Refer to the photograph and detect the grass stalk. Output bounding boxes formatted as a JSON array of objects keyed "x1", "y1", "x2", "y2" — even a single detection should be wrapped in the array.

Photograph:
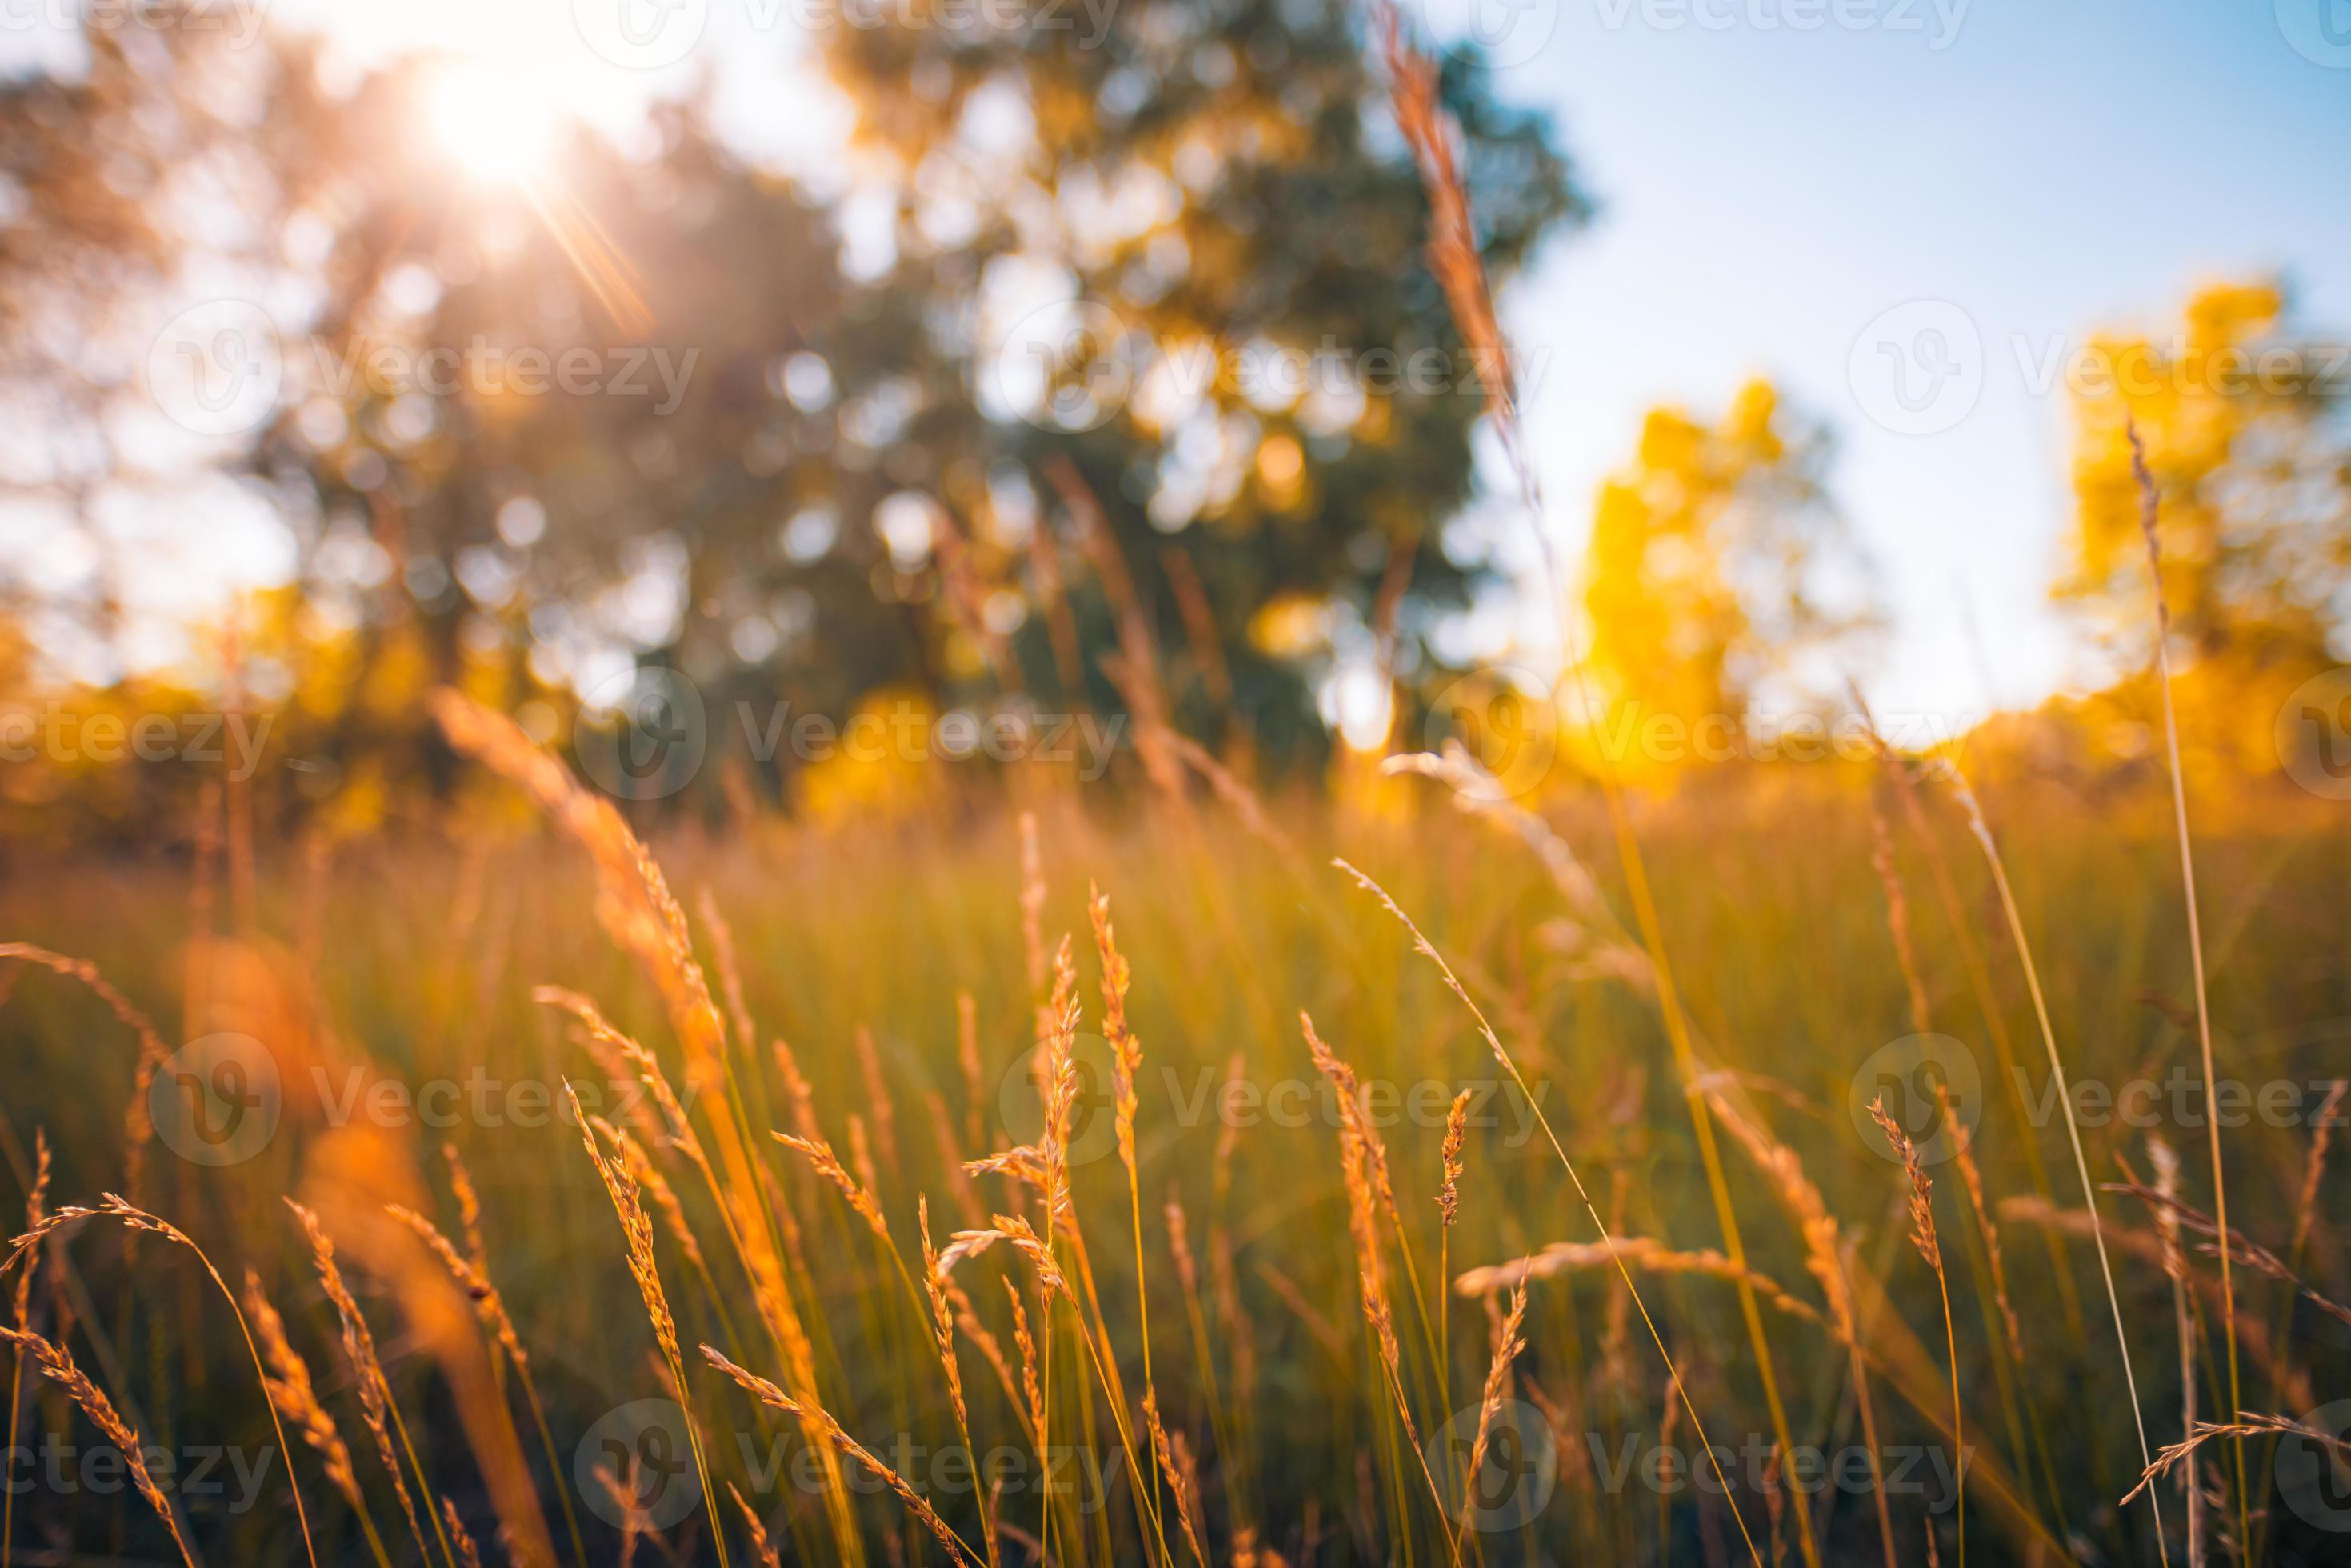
[{"x1": 2127, "y1": 419, "x2": 2244, "y2": 1560}]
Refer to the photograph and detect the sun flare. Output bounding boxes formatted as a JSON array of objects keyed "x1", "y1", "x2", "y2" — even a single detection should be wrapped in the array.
[{"x1": 427, "y1": 60, "x2": 558, "y2": 182}]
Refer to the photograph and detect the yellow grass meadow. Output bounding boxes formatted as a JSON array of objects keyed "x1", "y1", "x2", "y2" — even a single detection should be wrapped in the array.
[{"x1": 3, "y1": 712, "x2": 2350, "y2": 1565}]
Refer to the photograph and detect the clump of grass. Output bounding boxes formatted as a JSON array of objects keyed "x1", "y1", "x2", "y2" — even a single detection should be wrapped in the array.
[{"x1": 1336, "y1": 856, "x2": 1761, "y2": 1558}]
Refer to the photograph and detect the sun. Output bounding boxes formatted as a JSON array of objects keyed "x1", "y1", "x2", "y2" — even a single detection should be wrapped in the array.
[{"x1": 427, "y1": 61, "x2": 560, "y2": 182}]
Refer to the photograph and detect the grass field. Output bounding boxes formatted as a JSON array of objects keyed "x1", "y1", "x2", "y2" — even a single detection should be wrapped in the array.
[{"x1": 2, "y1": 714, "x2": 2348, "y2": 1566}]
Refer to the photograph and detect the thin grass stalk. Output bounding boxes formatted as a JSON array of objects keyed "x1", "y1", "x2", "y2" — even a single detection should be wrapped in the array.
[
  {"x1": 2144, "y1": 1139, "x2": 2203, "y2": 1568},
  {"x1": 1935, "y1": 764, "x2": 2169, "y2": 1561},
  {"x1": 2127, "y1": 419, "x2": 2243, "y2": 1558},
  {"x1": 1939, "y1": 1085, "x2": 2058, "y2": 1534},
  {"x1": 731, "y1": 1479, "x2": 783, "y2": 1568},
  {"x1": 1437, "y1": 1088, "x2": 1469, "y2": 1467},
  {"x1": 2248, "y1": 1078, "x2": 2347, "y2": 1566},
  {"x1": 1863, "y1": 777, "x2": 2045, "y2": 1527},
  {"x1": 1871, "y1": 1098, "x2": 1964, "y2": 1566},
  {"x1": 921, "y1": 1200, "x2": 999, "y2": 1568},
  {"x1": 1447, "y1": 1275, "x2": 1528, "y2": 1566},
  {"x1": 1162, "y1": 1192, "x2": 1241, "y2": 1531},
  {"x1": 1089, "y1": 884, "x2": 1166, "y2": 1536},
  {"x1": 2, "y1": 1129, "x2": 46, "y2": 1568}
]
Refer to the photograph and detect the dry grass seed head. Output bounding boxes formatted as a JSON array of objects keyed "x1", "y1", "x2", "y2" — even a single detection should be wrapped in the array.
[
  {"x1": 0, "y1": 1324, "x2": 194, "y2": 1566},
  {"x1": 730, "y1": 1481, "x2": 783, "y2": 1568},
  {"x1": 243, "y1": 1266, "x2": 365, "y2": 1511},
  {"x1": 288, "y1": 1197, "x2": 429, "y2": 1551},
  {"x1": 1439, "y1": 1087, "x2": 1471, "y2": 1226},
  {"x1": 776, "y1": 1130, "x2": 891, "y2": 1242}
]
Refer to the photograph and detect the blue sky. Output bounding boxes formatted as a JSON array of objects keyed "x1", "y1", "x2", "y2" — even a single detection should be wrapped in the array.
[{"x1": 1486, "y1": 0, "x2": 2351, "y2": 718}]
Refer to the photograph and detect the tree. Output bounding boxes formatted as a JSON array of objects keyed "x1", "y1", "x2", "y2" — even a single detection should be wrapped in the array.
[
  {"x1": 1, "y1": 1, "x2": 1586, "y2": 821},
  {"x1": 1577, "y1": 378, "x2": 1877, "y2": 774},
  {"x1": 2053, "y1": 281, "x2": 2351, "y2": 785},
  {"x1": 801, "y1": 0, "x2": 1585, "y2": 778}
]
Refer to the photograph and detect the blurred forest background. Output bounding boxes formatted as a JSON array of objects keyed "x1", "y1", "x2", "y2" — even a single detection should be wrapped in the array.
[{"x1": 0, "y1": 1, "x2": 2345, "y2": 844}]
